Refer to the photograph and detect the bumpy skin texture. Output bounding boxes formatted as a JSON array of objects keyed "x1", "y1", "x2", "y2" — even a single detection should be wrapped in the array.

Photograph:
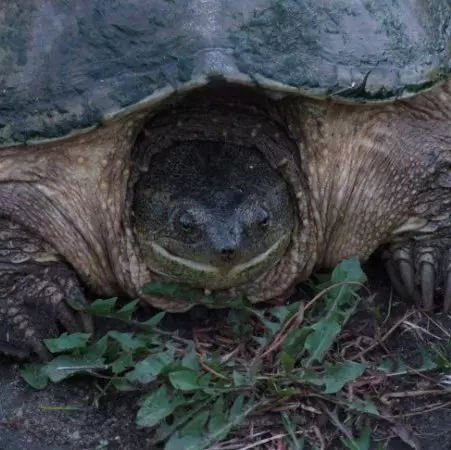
[
  {"x1": 282, "y1": 81, "x2": 451, "y2": 309},
  {"x1": 1, "y1": 81, "x2": 451, "y2": 357},
  {"x1": 0, "y1": 219, "x2": 93, "y2": 359}
]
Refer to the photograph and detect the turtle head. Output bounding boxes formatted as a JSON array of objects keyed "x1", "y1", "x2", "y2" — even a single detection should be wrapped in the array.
[{"x1": 133, "y1": 140, "x2": 294, "y2": 290}]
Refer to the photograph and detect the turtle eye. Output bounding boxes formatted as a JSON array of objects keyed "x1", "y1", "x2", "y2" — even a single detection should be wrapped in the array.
[
  {"x1": 178, "y1": 212, "x2": 197, "y2": 234},
  {"x1": 258, "y1": 213, "x2": 269, "y2": 230},
  {"x1": 251, "y1": 207, "x2": 270, "y2": 232}
]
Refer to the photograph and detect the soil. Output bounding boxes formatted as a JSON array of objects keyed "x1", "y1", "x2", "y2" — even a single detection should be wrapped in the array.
[{"x1": 1, "y1": 259, "x2": 451, "y2": 450}]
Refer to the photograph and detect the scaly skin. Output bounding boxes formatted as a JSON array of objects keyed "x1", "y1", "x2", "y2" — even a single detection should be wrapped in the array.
[
  {"x1": 282, "y1": 81, "x2": 451, "y2": 308},
  {"x1": 0, "y1": 219, "x2": 93, "y2": 359},
  {"x1": 0, "y1": 81, "x2": 450, "y2": 357}
]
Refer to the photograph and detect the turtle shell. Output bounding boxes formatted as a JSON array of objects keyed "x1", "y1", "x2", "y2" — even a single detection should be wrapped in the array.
[{"x1": 1, "y1": 0, "x2": 450, "y2": 146}]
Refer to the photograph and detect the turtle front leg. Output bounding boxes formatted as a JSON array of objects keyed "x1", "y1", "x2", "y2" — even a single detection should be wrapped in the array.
[
  {"x1": 0, "y1": 219, "x2": 93, "y2": 359},
  {"x1": 383, "y1": 239, "x2": 451, "y2": 311}
]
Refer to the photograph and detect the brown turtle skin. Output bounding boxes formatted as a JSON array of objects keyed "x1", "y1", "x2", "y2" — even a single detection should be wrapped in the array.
[{"x1": 1, "y1": 81, "x2": 451, "y2": 359}]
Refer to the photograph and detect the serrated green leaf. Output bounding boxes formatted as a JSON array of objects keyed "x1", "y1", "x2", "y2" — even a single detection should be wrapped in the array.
[
  {"x1": 324, "y1": 259, "x2": 366, "y2": 321},
  {"x1": 181, "y1": 343, "x2": 200, "y2": 371},
  {"x1": 162, "y1": 396, "x2": 255, "y2": 450},
  {"x1": 227, "y1": 308, "x2": 253, "y2": 336},
  {"x1": 253, "y1": 335, "x2": 268, "y2": 347},
  {"x1": 193, "y1": 358, "x2": 229, "y2": 383},
  {"x1": 42, "y1": 354, "x2": 107, "y2": 382},
  {"x1": 112, "y1": 377, "x2": 136, "y2": 391},
  {"x1": 229, "y1": 394, "x2": 245, "y2": 419},
  {"x1": 111, "y1": 352, "x2": 134, "y2": 374},
  {"x1": 275, "y1": 387, "x2": 299, "y2": 398},
  {"x1": 394, "y1": 356, "x2": 407, "y2": 373},
  {"x1": 208, "y1": 396, "x2": 228, "y2": 441},
  {"x1": 115, "y1": 299, "x2": 140, "y2": 320},
  {"x1": 282, "y1": 412, "x2": 304, "y2": 450},
  {"x1": 330, "y1": 258, "x2": 367, "y2": 286},
  {"x1": 341, "y1": 427, "x2": 372, "y2": 450},
  {"x1": 303, "y1": 319, "x2": 341, "y2": 366},
  {"x1": 227, "y1": 295, "x2": 252, "y2": 309},
  {"x1": 142, "y1": 282, "x2": 202, "y2": 303},
  {"x1": 232, "y1": 370, "x2": 247, "y2": 387},
  {"x1": 126, "y1": 348, "x2": 175, "y2": 384},
  {"x1": 142, "y1": 311, "x2": 166, "y2": 327},
  {"x1": 269, "y1": 305, "x2": 294, "y2": 323},
  {"x1": 282, "y1": 327, "x2": 312, "y2": 358},
  {"x1": 418, "y1": 345, "x2": 438, "y2": 371},
  {"x1": 165, "y1": 435, "x2": 205, "y2": 450},
  {"x1": 65, "y1": 295, "x2": 91, "y2": 311},
  {"x1": 300, "y1": 369, "x2": 328, "y2": 387},
  {"x1": 198, "y1": 373, "x2": 213, "y2": 387},
  {"x1": 154, "y1": 396, "x2": 213, "y2": 443},
  {"x1": 84, "y1": 335, "x2": 109, "y2": 359},
  {"x1": 386, "y1": 356, "x2": 408, "y2": 375},
  {"x1": 136, "y1": 386, "x2": 184, "y2": 428},
  {"x1": 345, "y1": 398, "x2": 379, "y2": 416},
  {"x1": 280, "y1": 351, "x2": 295, "y2": 372},
  {"x1": 199, "y1": 396, "x2": 257, "y2": 449},
  {"x1": 44, "y1": 332, "x2": 91, "y2": 353},
  {"x1": 20, "y1": 363, "x2": 49, "y2": 390},
  {"x1": 84, "y1": 297, "x2": 117, "y2": 315},
  {"x1": 179, "y1": 410, "x2": 209, "y2": 437},
  {"x1": 377, "y1": 358, "x2": 394, "y2": 373},
  {"x1": 108, "y1": 331, "x2": 147, "y2": 351},
  {"x1": 323, "y1": 362, "x2": 366, "y2": 394},
  {"x1": 260, "y1": 318, "x2": 283, "y2": 336},
  {"x1": 169, "y1": 370, "x2": 202, "y2": 391},
  {"x1": 40, "y1": 335, "x2": 108, "y2": 383}
]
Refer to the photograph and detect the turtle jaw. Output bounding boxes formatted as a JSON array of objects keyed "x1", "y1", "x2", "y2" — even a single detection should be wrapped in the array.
[{"x1": 146, "y1": 232, "x2": 291, "y2": 291}]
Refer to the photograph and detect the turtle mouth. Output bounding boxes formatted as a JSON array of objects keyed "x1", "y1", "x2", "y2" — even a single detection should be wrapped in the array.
[{"x1": 149, "y1": 233, "x2": 289, "y2": 289}]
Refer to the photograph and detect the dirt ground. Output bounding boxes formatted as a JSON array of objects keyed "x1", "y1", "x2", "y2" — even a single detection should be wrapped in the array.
[{"x1": 2, "y1": 260, "x2": 451, "y2": 450}]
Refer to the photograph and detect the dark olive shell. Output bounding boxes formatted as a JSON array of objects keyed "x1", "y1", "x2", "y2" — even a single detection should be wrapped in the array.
[{"x1": 1, "y1": 0, "x2": 450, "y2": 146}]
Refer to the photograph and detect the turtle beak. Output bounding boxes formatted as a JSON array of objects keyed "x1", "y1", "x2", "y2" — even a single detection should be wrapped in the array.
[{"x1": 208, "y1": 221, "x2": 245, "y2": 269}]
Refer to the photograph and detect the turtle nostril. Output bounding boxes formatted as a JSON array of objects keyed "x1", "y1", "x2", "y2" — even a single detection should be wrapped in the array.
[{"x1": 220, "y1": 248, "x2": 235, "y2": 262}]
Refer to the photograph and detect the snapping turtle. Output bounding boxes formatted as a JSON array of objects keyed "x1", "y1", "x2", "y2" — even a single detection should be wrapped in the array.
[{"x1": 0, "y1": 0, "x2": 450, "y2": 358}]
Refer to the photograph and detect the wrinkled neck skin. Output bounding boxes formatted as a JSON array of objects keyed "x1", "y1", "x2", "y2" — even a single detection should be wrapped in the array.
[
  {"x1": 282, "y1": 81, "x2": 451, "y2": 269},
  {"x1": 0, "y1": 119, "x2": 150, "y2": 298},
  {"x1": 1, "y1": 82, "x2": 450, "y2": 312}
]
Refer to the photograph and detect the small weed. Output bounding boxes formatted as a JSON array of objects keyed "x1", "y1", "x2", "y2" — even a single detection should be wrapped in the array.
[{"x1": 20, "y1": 258, "x2": 451, "y2": 449}]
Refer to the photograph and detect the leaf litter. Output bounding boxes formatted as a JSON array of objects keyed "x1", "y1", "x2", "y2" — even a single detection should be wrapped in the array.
[{"x1": 19, "y1": 258, "x2": 451, "y2": 449}]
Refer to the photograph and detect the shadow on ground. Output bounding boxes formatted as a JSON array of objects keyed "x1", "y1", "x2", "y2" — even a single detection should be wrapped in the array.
[{"x1": 1, "y1": 259, "x2": 451, "y2": 450}]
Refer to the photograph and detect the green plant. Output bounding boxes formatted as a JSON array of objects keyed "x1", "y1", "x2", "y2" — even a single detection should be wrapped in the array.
[{"x1": 21, "y1": 258, "x2": 447, "y2": 449}]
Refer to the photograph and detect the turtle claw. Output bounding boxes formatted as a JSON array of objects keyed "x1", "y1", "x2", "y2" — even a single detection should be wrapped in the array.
[
  {"x1": 443, "y1": 271, "x2": 451, "y2": 312},
  {"x1": 384, "y1": 247, "x2": 421, "y2": 306},
  {"x1": 399, "y1": 258, "x2": 416, "y2": 298},
  {"x1": 0, "y1": 264, "x2": 92, "y2": 360},
  {"x1": 384, "y1": 256, "x2": 409, "y2": 298},
  {"x1": 420, "y1": 263, "x2": 435, "y2": 310},
  {"x1": 417, "y1": 248, "x2": 438, "y2": 310},
  {"x1": 383, "y1": 243, "x2": 451, "y2": 311}
]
